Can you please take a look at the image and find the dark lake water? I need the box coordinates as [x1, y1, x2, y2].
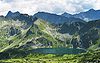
[32, 48, 86, 55]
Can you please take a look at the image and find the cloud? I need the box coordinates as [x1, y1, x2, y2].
[0, 0, 11, 15]
[93, 0, 100, 10]
[0, 0, 100, 15]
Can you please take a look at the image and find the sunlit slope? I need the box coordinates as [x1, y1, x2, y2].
[0, 17, 26, 52]
[0, 18, 72, 52]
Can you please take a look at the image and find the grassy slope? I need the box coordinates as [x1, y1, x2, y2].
[0, 18, 72, 52]
[0, 49, 100, 63]
[0, 18, 100, 63]
[0, 18, 26, 52]
[34, 19, 72, 47]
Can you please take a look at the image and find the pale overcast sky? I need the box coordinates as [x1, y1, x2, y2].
[0, 0, 100, 15]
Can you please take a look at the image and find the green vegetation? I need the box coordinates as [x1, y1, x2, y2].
[88, 39, 100, 50]
[0, 17, 100, 63]
[0, 49, 100, 63]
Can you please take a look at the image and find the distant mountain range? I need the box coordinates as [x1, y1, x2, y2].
[33, 12, 84, 24]
[6, 11, 37, 26]
[0, 9, 100, 63]
[5, 9, 100, 25]
[0, 9, 100, 50]
[62, 9, 100, 21]
[5, 11, 84, 25]
[0, 9, 99, 50]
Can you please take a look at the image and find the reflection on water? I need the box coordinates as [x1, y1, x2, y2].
[32, 48, 86, 55]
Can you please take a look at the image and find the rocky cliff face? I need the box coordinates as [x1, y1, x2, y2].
[0, 11, 100, 53]
[62, 9, 100, 21]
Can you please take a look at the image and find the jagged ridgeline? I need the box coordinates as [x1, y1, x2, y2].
[0, 17, 73, 52]
[0, 16, 100, 53]
[0, 9, 100, 63]
[0, 17, 27, 52]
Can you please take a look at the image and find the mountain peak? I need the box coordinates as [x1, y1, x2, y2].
[7, 11, 13, 15]
[6, 11, 20, 18]
[15, 11, 20, 14]
[71, 9, 100, 21]
[63, 12, 70, 14]
[88, 9, 95, 12]
[61, 12, 72, 17]
[8, 11, 12, 13]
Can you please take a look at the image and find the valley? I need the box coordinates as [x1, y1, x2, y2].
[0, 9, 100, 63]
